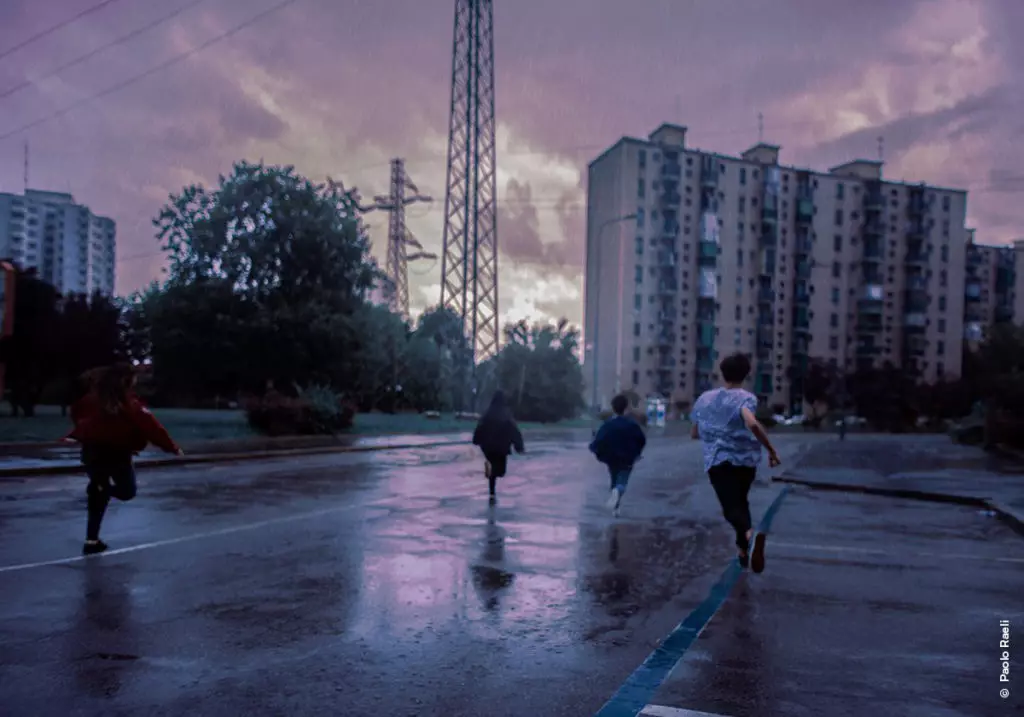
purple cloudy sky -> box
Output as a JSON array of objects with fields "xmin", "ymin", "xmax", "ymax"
[{"xmin": 1, "ymin": 0, "xmax": 1021, "ymax": 326}]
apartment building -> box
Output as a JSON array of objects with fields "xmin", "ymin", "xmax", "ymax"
[
  {"xmin": 962, "ymin": 232, "xmax": 1024, "ymax": 345},
  {"xmin": 584, "ymin": 123, "xmax": 970, "ymax": 413},
  {"xmin": 0, "ymin": 189, "xmax": 116, "ymax": 296}
]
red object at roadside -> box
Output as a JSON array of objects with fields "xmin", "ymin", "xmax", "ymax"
[{"xmin": 66, "ymin": 393, "xmax": 180, "ymax": 454}]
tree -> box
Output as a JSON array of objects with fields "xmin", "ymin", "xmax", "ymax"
[
  {"xmin": 787, "ymin": 358, "xmax": 843, "ymax": 428},
  {"xmin": 52, "ymin": 291, "xmax": 125, "ymax": 414},
  {"xmin": 0, "ymin": 269, "xmax": 61, "ymax": 416},
  {"xmin": 155, "ymin": 161, "xmax": 380, "ymax": 313},
  {"xmin": 413, "ymin": 306, "xmax": 473, "ymax": 411},
  {"xmin": 143, "ymin": 161, "xmax": 386, "ymax": 404},
  {"xmin": 846, "ymin": 362, "xmax": 919, "ymax": 432},
  {"xmin": 479, "ymin": 318, "xmax": 585, "ymax": 423}
]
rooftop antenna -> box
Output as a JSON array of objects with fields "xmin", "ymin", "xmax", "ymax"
[{"xmin": 758, "ymin": 112, "xmax": 764, "ymax": 143}]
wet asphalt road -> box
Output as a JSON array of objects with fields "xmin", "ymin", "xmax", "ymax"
[{"xmin": 1, "ymin": 433, "xmax": 1020, "ymax": 716}]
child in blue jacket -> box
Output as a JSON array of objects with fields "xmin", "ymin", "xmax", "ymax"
[{"xmin": 589, "ymin": 394, "xmax": 647, "ymax": 516}]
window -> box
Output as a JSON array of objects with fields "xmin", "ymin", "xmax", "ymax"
[
  {"xmin": 830, "ymin": 313, "xmax": 839, "ymax": 328},
  {"xmin": 634, "ymin": 294, "xmax": 642, "ymax": 310},
  {"xmin": 941, "ymin": 245, "xmax": 948, "ymax": 262},
  {"xmin": 942, "ymin": 219, "xmax": 950, "ymax": 236},
  {"xmin": 638, "ymin": 179, "xmax": 645, "ymax": 198},
  {"xmin": 633, "ymin": 347, "xmax": 641, "ymax": 361},
  {"xmin": 942, "ymin": 195, "xmax": 950, "ymax": 211},
  {"xmin": 635, "ymin": 266, "xmax": 643, "ymax": 283},
  {"xmin": 830, "ymin": 336, "xmax": 839, "ymax": 350},
  {"xmin": 940, "ymin": 270, "xmax": 947, "ymax": 288},
  {"xmin": 740, "ymin": 168, "xmax": 747, "ymax": 186},
  {"xmin": 938, "ymin": 296, "xmax": 946, "ymax": 311},
  {"xmin": 635, "ymin": 237, "xmax": 643, "ymax": 256},
  {"xmin": 638, "ymin": 150, "xmax": 646, "ymax": 167},
  {"xmin": 833, "ymin": 235, "xmax": 842, "ymax": 252},
  {"xmin": 837, "ymin": 183, "xmax": 845, "ymax": 200},
  {"xmin": 835, "ymin": 209, "xmax": 844, "ymax": 226},
  {"xmin": 735, "ymin": 306, "xmax": 741, "ymax": 321},
  {"xmin": 737, "ymin": 248, "xmax": 743, "ymax": 267},
  {"xmin": 636, "ymin": 208, "xmax": 645, "ymax": 228},
  {"xmin": 832, "ymin": 261, "xmax": 841, "ymax": 278},
  {"xmin": 937, "ymin": 319, "xmax": 945, "ymax": 334},
  {"xmin": 738, "ymin": 196, "xmax": 745, "ymax": 212},
  {"xmin": 937, "ymin": 340, "xmax": 945, "ymax": 355},
  {"xmin": 832, "ymin": 287, "xmax": 840, "ymax": 304},
  {"xmin": 634, "ymin": 322, "xmax": 641, "ymax": 337},
  {"xmin": 632, "ymin": 370, "xmax": 639, "ymax": 385}
]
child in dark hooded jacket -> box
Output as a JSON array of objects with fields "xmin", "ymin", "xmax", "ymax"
[
  {"xmin": 472, "ymin": 390, "xmax": 524, "ymax": 501},
  {"xmin": 590, "ymin": 394, "xmax": 646, "ymax": 516}
]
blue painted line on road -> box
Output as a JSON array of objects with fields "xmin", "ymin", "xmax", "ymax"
[{"xmin": 593, "ymin": 485, "xmax": 792, "ymax": 717}]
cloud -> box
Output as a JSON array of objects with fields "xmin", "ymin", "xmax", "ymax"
[{"xmin": 0, "ymin": 0, "xmax": 1021, "ymax": 328}]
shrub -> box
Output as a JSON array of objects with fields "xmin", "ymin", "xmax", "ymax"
[{"xmin": 244, "ymin": 385, "xmax": 354, "ymax": 436}]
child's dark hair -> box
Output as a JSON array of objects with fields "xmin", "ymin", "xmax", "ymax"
[
  {"xmin": 719, "ymin": 353, "xmax": 752, "ymax": 385},
  {"xmin": 93, "ymin": 363, "xmax": 136, "ymax": 416},
  {"xmin": 611, "ymin": 394, "xmax": 629, "ymax": 415}
]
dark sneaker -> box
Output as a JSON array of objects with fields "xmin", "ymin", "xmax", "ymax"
[
  {"xmin": 751, "ymin": 532, "xmax": 767, "ymax": 574},
  {"xmin": 738, "ymin": 551, "xmax": 749, "ymax": 569},
  {"xmin": 83, "ymin": 540, "xmax": 108, "ymax": 556}
]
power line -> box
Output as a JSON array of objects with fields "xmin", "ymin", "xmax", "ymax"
[
  {"xmin": 0, "ymin": 0, "xmax": 302, "ymax": 143},
  {"xmin": 0, "ymin": 0, "xmax": 123, "ymax": 62},
  {"xmin": 0, "ymin": 0, "xmax": 211, "ymax": 102}
]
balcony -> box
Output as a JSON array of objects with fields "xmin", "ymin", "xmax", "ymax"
[
  {"xmin": 759, "ymin": 231, "xmax": 777, "ymax": 248},
  {"xmin": 758, "ymin": 284, "xmax": 774, "ymax": 305},
  {"xmin": 906, "ymin": 220, "xmax": 926, "ymax": 239},
  {"xmin": 761, "ymin": 196, "xmax": 779, "ymax": 223},
  {"xmin": 658, "ymin": 282, "xmax": 679, "ymax": 295},
  {"xmin": 904, "ymin": 312, "xmax": 927, "ymax": 332},
  {"xmin": 863, "ymin": 240, "xmax": 884, "ymax": 261},
  {"xmin": 905, "ymin": 250, "xmax": 928, "ymax": 267},
  {"xmin": 657, "ymin": 332, "xmax": 677, "ymax": 346},
  {"xmin": 965, "ymin": 282, "xmax": 982, "ymax": 301},
  {"xmin": 904, "ymin": 294, "xmax": 929, "ymax": 313},
  {"xmin": 701, "ymin": 159, "xmax": 718, "ymax": 188},
  {"xmin": 908, "ymin": 194, "xmax": 926, "ymax": 216},
  {"xmin": 662, "ymin": 220, "xmax": 680, "ymax": 237},
  {"xmin": 795, "ymin": 197, "xmax": 814, "ymax": 223},
  {"xmin": 698, "ymin": 241, "xmax": 718, "ymax": 261},
  {"xmin": 661, "ymin": 162, "xmax": 681, "ymax": 179},
  {"xmin": 864, "ymin": 219, "xmax": 884, "ymax": 236},
  {"xmin": 754, "ymin": 374, "xmax": 772, "ymax": 395},
  {"xmin": 656, "ymin": 251, "xmax": 677, "ymax": 267},
  {"xmin": 660, "ymin": 191, "xmax": 682, "ymax": 206},
  {"xmin": 794, "ymin": 236, "xmax": 813, "ymax": 255},
  {"xmin": 794, "ymin": 284, "xmax": 811, "ymax": 304},
  {"xmin": 965, "ymin": 321, "xmax": 984, "ymax": 341},
  {"xmin": 697, "ymin": 322, "xmax": 715, "ymax": 347},
  {"xmin": 864, "ymin": 192, "xmax": 884, "ymax": 212},
  {"xmin": 858, "ymin": 313, "xmax": 883, "ymax": 332},
  {"xmin": 856, "ymin": 342, "xmax": 881, "ymax": 357},
  {"xmin": 795, "ymin": 260, "xmax": 812, "ymax": 280},
  {"xmin": 996, "ymin": 305, "xmax": 1014, "ymax": 323}
]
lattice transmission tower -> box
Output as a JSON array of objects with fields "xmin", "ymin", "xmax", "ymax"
[
  {"xmin": 372, "ymin": 159, "xmax": 433, "ymax": 319},
  {"xmin": 439, "ymin": 0, "xmax": 499, "ymax": 371}
]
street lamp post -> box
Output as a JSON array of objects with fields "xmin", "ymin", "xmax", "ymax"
[{"xmin": 588, "ymin": 213, "xmax": 638, "ymax": 411}]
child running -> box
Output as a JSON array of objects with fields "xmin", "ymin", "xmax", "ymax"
[
  {"xmin": 589, "ymin": 394, "xmax": 646, "ymax": 517},
  {"xmin": 472, "ymin": 390, "xmax": 525, "ymax": 503},
  {"xmin": 66, "ymin": 364, "xmax": 182, "ymax": 555},
  {"xmin": 691, "ymin": 353, "xmax": 781, "ymax": 573}
]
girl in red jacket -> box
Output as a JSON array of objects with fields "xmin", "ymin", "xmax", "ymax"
[{"xmin": 67, "ymin": 364, "xmax": 182, "ymax": 555}]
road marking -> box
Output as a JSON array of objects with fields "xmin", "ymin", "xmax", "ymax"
[
  {"xmin": 593, "ymin": 486, "xmax": 791, "ymax": 717},
  {"xmin": 771, "ymin": 541, "xmax": 1024, "ymax": 564},
  {"xmin": 0, "ymin": 503, "xmax": 361, "ymax": 575},
  {"xmin": 641, "ymin": 706, "xmax": 732, "ymax": 717}
]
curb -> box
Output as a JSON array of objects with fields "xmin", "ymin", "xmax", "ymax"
[
  {"xmin": 772, "ymin": 475, "xmax": 1024, "ymax": 539},
  {"xmin": 0, "ymin": 439, "xmax": 470, "ymax": 480}
]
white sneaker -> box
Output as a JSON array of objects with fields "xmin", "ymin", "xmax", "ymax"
[{"xmin": 606, "ymin": 488, "xmax": 621, "ymax": 513}]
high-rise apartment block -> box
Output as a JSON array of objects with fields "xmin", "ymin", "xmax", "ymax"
[
  {"xmin": 584, "ymin": 123, "xmax": 971, "ymax": 413},
  {"xmin": 962, "ymin": 232, "xmax": 1024, "ymax": 344},
  {"xmin": 0, "ymin": 189, "xmax": 116, "ymax": 296}
]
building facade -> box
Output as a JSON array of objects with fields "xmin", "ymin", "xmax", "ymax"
[
  {"xmin": 584, "ymin": 123, "xmax": 970, "ymax": 412},
  {"xmin": 962, "ymin": 232, "xmax": 1024, "ymax": 345},
  {"xmin": 0, "ymin": 189, "xmax": 116, "ymax": 296}
]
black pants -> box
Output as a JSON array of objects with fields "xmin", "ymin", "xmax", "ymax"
[
  {"xmin": 483, "ymin": 452, "xmax": 507, "ymax": 495},
  {"xmin": 708, "ymin": 462, "xmax": 756, "ymax": 552},
  {"xmin": 84, "ymin": 451, "xmax": 137, "ymax": 541}
]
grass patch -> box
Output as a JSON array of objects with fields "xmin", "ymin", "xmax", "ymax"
[{"xmin": 0, "ymin": 406, "xmax": 597, "ymax": 444}]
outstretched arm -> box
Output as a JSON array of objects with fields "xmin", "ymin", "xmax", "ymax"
[{"xmin": 740, "ymin": 406, "xmax": 780, "ymax": 467}]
